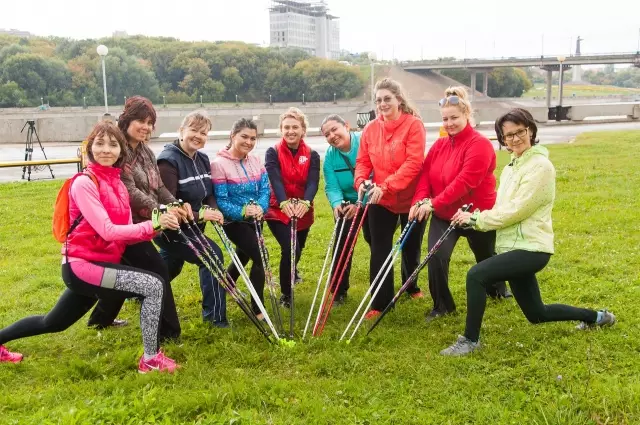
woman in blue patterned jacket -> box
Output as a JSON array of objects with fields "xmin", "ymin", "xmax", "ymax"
[{"xmin": 211, "ymin": 118, "xmax": 271, "ymax": 318}]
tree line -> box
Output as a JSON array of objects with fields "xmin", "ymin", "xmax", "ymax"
[{"xmin": 0, "ymin": 35, "xmax": 364, "ymax": 108}]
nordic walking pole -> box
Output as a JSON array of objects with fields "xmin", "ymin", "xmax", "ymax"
[
  {"xmin": 303, "ymin": 202, "xmax": 345, "ymax": 339},
  {"xmin": 248, "ymin": 199, "xmax": 285, "ymax": 336},
  {"xmin": 340, "ymin": 219, "xmax": 417, "ymax": 342},
  {"xmin": 314, "ymin": 197, "xmax": 371, "ymax": 336},
  {"xmin": 289, "ymin": 199, "xmax": 299, "ymax": 340},
  {"xmin": 166, "ymin": 204, "xmax": 273, "ymax": 342},
  {"xmin": 213, "ymin": 221, "xmax": 280, "ymax": 340},
  {"xmin": 367, "ymin": 203, "xmax": 474, "ymax": 336},
  {"xmin": 310, "ymin": 209, "xmax": 348, "ymax": 337},
  {"xmin": 313, "ymin": 184, "xmax": 371, "ymax": 336}
]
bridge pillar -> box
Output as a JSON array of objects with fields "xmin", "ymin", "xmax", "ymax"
[
  {"xmin": 470, "ymin": 71, "xmax": 477, "ymax": 102},
  {"xmin": 545, "ymin": 68, "xmax": 553, "ymax": 108},
  {"xmin": 483, "ymin": 72, "xmax": 489, "ymax": 96}
]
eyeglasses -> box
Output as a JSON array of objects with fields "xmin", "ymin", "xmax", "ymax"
[
  {"xmin": 438, "ymin": 96, "xmax": 460, "ymax": 107},
  {"xmin": 375, "ymin": 95, "xmax": 394, "ymax": 105},
  {"xmin": 503, "ymin": 128, "xmax": 528, "ymax": 142}
]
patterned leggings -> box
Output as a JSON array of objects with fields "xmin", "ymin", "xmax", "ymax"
[{"xmin": 0, "ymin": 262, "xmax": 164, "ymax": 356}]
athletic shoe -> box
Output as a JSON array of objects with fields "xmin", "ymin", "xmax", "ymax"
[
  {"xmin": 334, "ymin": 293, "xmax": 347, "ymax": 306},
  {"xmin": 364, "ymin": 310, "xmax": 381, "ymax": 320},
  {"xmin": 0, "ymin": 345, "xmax": 23, "ymax": 363},
  {"xmin": 294, "ymin": 270, "xmax": 303, "ymax": 285},
  {"xmin": 440, "ymin": 335, "xmax": 480, "ymax": 356},
  {"xmin": 138, "ymin": 351, "xmax": 179, "ymax": 374},
  {"xmin": 408, "ymin": 290, "xmax": 424, "ymax": 299},
  {"xmin": 425, "ymin": 309, "xmax": 448, "ymax": 323},
  {"xmin": 576, "ymin": 310, "xmax": 616, "ymax": 330},
  {"xmin": 280, "ymin": 294, "xmax": 291, "ymax": 308}
]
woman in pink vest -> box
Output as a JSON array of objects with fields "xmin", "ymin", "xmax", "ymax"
[
  {"xmin": 0, "ymin": 121, "xmax": 180, "ymax": 373},
  {"xmin": 264, "ymin": 107, "xmax": 320, "ymax": 307}
]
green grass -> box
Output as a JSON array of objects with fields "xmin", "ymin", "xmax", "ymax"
[
  {"xmin": 524, "ymin": 83, "xmax": 640, "ymax": 98},
  {"xmin": 1, "ymin": 131, "xmax": 640, "ymax": 424}
]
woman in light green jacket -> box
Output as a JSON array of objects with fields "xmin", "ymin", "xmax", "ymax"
[{"xmin": 440, "ymin": 108, "xmax": 615, "ymax": 356}]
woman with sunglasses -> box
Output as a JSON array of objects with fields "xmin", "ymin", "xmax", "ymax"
[
  {"xmin": 354, "ymin": 78, "xmax": 427, "ymax": 320},
  {"xmin": 441, "ymin": 108, "xmax": 615, "ymax": 356},
  {"xmin": 409, "ymin": 86, "xmax": 511, "ymax": 323}
]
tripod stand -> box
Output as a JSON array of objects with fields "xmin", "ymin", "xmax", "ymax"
[{"xmin": 21, "ymin": 120, "xmax": 54, "ymax": 181}]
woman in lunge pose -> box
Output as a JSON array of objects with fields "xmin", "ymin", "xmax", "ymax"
[
  {"xmin": 409, "ymin": 86, "xmax": 510, "ymax": 323},
  {"xmin": 321, "ymin": 114, "xmax": 371, "ymax": 304},
  {"xmin": 87, "ymin": 96, "xmax": 182, "ymax": 341},
  {"xmin": 264, "ymin": 107, "xmax": 320, "ymax": 307},
  {"xmin": 0, "ymin": 121, "xmax": 180, "ymax": 372},
  {"xmin": 354, "ymin": 78, "xmax": 427, "ymax": 320},
  {"xmin": 156, "ymin": 110, "xmax": 228, "ymax": 327},
  {"xmin": 441, "ymin": 108, "xmax": 615, "ymax": 356},
  {"xmin": 211, "ymin": 118, "xmax": 271, "ymax": 318}
]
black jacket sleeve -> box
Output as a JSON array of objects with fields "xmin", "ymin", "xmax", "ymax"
[{"xmin": 265, "ymin": 147, "xmax": 288, "ymax": 204}]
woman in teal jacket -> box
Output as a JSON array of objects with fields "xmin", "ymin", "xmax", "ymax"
[
  {"xmin": 321, "ymin": 114, "xmax": 371, "ymax": 304},
  {"xmin": 441, "ymin": 108, "xmax": 615, "ymax": 356}
]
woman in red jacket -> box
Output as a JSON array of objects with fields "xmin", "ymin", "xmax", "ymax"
[
  {"xmin": 409, "ymin": 86, "xmax": 510, "ymax": 322},
  {"xmin": 354, "ymin": 78, "xmax": 426, "ymax": 319},
  {"xmin": 264, "ymin": 107, "xmax": 320, "ymax": 307}
]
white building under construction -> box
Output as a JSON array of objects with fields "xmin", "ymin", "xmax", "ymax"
[{"xmin": 269, "ymin": 0, "xmax": 340, "ymax": 60}]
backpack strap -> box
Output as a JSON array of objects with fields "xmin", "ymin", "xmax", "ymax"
[
  {"xmin": 67, "ymin": 171, "xmax": 99, "ymax": 237},
  {"xmin": 339, "ymin": 153, "xmax": 355, "ymax": 176}
]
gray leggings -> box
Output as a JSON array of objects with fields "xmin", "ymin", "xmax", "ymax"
[{"xmin": 0, "ymin": 263, "xmax": 164, "ymax": 356}]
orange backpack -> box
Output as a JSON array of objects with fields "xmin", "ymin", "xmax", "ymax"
[{"xmin": 52, "ymin": 171, "xmax": 99, "ymax": 243}]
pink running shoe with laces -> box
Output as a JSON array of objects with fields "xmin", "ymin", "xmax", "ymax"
[
  {"xmin": 138, "ymin": 351, "xmax": 179, "ymax": 374},
  {"xmin": 0, "ymin": 345, "xmax": 23, "ymax": 363}
]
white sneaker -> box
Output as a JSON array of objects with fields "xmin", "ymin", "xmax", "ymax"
[{"xmin": 440, "ymin": 335, "xmax": 480, "ymax": 356}]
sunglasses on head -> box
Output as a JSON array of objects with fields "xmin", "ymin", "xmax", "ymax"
[{"xmin": 438, "ymin": 96, "xmax": 460, "ymax": 107}]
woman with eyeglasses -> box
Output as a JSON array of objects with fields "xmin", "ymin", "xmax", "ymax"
[
  {"xmin": 409, "ymin": 86, "xmax": 511, "ymax": 323},
  {"xmin": 354, "ymin": 78, "xmax": 427, "ymax": 320},
  {"xmin": 440, "ymin": 108, "xmax": 615, "ymax": 356}
]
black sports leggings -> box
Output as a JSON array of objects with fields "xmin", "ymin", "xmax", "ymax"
[
  {"xmin": 266, "ymin": 220, "xmax": 310, "ymax": 297},
  {"xmin": 464, "ymin": 250, "xmax": 598, "ymax": 342},
  {"xmin": 0, "ymin": 262, "xmax": 164, "ymax": 356}
]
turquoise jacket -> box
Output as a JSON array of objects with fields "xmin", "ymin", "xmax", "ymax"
[
  {"xmin": 323, "ymin": 132, "xmax": 361, "ymax": 209},
  {"xmin": 474, "ymin": 144, "xmax": 555, "ymax": 254}
]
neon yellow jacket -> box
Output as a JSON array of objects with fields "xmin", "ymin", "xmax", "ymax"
[{"xmin": 474, "ymin": 145, "xmax": 555, "ymax": 254}]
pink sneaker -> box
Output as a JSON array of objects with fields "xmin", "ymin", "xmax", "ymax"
[
  {"xmin": 138, "ymin": 351, "xmax": 179, "ymax": 374},
  {"xmin": 0, "ymin": 345, "xmax": 23, "ymax": 363}
]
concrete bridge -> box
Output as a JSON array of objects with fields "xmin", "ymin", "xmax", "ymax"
[{"xmin": 401, "ymin": 52, "xmax": 640, "ymax": 115}]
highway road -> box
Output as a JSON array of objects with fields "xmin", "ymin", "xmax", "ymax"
[{"xmin": 1, "ymin": 121, "xmax": 639, "ymax": 183}]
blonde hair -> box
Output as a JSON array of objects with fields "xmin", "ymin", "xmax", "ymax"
[
  {"xmin": 179, "ymin": 110, "xmax": 212, "ymax": 134},
  {"xmin": 374, "ymin": 78, "xmax": 420, "ymax": 118},
  {"xmin": 279, "ymin": 107, "xmax": 308, "ymax": 133},
  {"xmin": 441, "ymin": 86, "xmax": 474, "ymax": 117}
]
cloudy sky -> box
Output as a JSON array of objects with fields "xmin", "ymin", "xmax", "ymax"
[{"xmin": 2, "ymin": 0, "xmax": 639, "ymax": 60}]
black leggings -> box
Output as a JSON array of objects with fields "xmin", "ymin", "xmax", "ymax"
[
  {"xmin": 0, "ymin": 262, "xmax": 165, "ymax": 356},
  {"xmin": 87, "ymin": 241, "xmax": 181, "ymax": 340},
  {"xmin": 427, "ymin": 214, "xmax": 507, "ymax": 314},
  {"xmin": 224, "ymin": 221, "xmax": 266, "ymax": 314},
  {"xmin": 367, "ymin": 205, "xmax": 426, "ymax": 311},
  {"xmin": 266, "ymin": 220, "xmax": 310, "ymax": 297},
  {"xmin": 464, "ymin": 250, "xmax": 598, "ymax": 342}
]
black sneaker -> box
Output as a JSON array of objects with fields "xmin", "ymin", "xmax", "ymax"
[
  {"xmin": 334, "ymin": 293, "xmax": 347, "ymax": 306},
  {"xmin": 425, "ymin": 309, "xmax": 451, "ymax": 323},
  {"xmin": 279, "ymin": 294, "xmax": 291, "ymax": 308}
]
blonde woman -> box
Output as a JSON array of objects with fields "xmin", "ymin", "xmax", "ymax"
[
  {"xmin": 409, "ymin": 86, "xmax": 510, "ymax": 323},
  {"xmin": 264, "ymin": 107, "xmax": 320, "ymax": 307}
]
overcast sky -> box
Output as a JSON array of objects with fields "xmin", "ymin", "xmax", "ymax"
[{"xmin": 2, "ymin": 0, "xmax": 639, "ymax": 60}]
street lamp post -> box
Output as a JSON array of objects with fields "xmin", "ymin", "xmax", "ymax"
[
  {"xmin": 96, "ymin": 45, "xmax": 109, "ymax": 115},
  {"xmin": 557, "ymin": 55, "xmax": 566, "ymax": 107}
]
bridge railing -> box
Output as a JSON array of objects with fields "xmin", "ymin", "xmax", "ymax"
[{"xmin": 400, "ymin": 52, "xmax": 640, "ymax": 67}]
